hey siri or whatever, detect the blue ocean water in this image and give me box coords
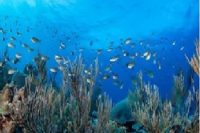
[0,0,199,103]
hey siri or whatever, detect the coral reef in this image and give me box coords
[0,39,199,133]
[128,72,199,133]
[0,56,126,133]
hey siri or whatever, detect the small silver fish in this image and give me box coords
[16,31,22,36]
[86,78,93,84]
[107,47,113,52]
[124,38,132,45]
[123,51,129,57]
[31,37,40,43]
[127,62,134,69]
[15,53,22,59]
[105,65,111,72]
[8,69,16,75]
[97,49,103,55]
[0,28,3,33]
[10,36,16,41]
[180,46,184,51]
[0,61,4,67]
[110,56,119,62]
[50,68,57,73]
[59,42,65,50]
[57,65,64,71]
[102,75,110,80]
[143,51,149,57]
[84,69,91,75]
[145,53,151,60]
[21,43,29,48]
[41,56,48,61]
[27,47,34,52]
[7,42,15,48]
[55,55,62,60]
[112,74,118,80]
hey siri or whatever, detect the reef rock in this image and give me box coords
[0,115,16,133]
[11,72,26,89]
[111,98,132,124]
[0,84,14,115]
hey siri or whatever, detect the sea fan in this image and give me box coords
[186,40,200,76]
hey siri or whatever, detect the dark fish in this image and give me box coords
[0,28,3,33]
[0,61,6,67]
[124,38,132,45]
[123,51,129,57]
[59,42,65,50]
[10,36,16,41]
[102,74,110,80]
[7,42,15,48]
[16,31,22,36]
[31,37,40,43]
[97,49,103,55]
[12,58,20,64]
[27,47,34,52]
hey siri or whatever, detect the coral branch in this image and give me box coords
[186,40,200,76]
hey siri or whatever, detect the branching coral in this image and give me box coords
[186,40,200,76]
[128,73,165,133]
[128,72,199,133]
[34,53,48,84]
[95,94,126,133]
[171,73,187,110]
[61,56,96,133]
[184,87,199,133]
[95,93,112,133]
[1,56,125,133]
[12,83,66,133]
[1,44,198,133]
